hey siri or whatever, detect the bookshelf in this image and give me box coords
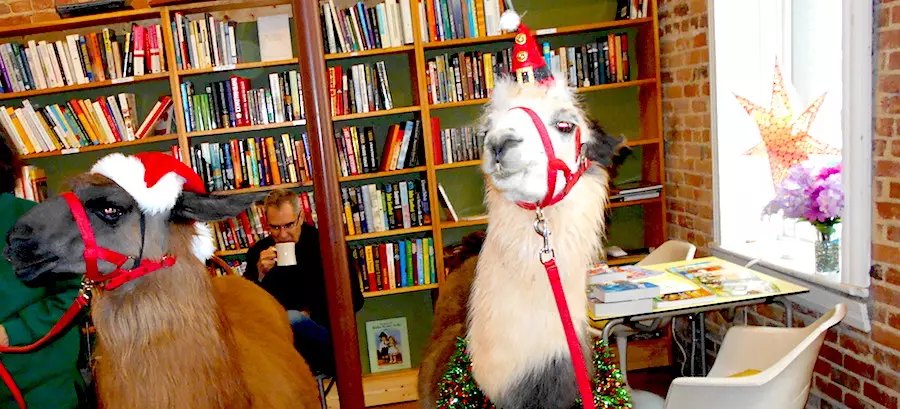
[0,0,666,405]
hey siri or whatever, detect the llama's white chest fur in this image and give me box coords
[465,175,607,401]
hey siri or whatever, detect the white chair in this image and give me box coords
[642,304,847,409]
[612,240,697,387]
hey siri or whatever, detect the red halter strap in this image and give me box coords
[61,191,176,291]
[510,106,591,210]
[0,192,176,409]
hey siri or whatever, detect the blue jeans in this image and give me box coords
[287,310,335,376]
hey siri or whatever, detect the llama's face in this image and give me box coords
[4,174,257,286]
[479,75,616,204]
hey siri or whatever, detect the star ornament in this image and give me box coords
[732,62,840,186]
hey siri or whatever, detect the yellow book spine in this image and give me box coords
[7,108,35,154]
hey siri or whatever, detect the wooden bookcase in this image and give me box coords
[0,0,666,405]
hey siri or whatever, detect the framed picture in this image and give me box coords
[365,317,412,373]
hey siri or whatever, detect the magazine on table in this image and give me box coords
[666,260,780,297]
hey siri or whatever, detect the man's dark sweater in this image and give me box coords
[243,223,364,332]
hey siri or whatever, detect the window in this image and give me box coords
[709,0,871,294]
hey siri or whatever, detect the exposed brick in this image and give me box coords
[885,267,900,286]
[882,94,900,114]
[876,118,894,137]
[874,244,900,265]
[7,0,30,13]
[875,346,900,370]
[843,354,875,380]
[876,139,887,158]
[840,333,874,358]
[815,358,833,377]
[842,393,873,409]
[876,368,900,392]
[891,182,900,199]
[32,0,55,11]
[0,14,28,26]
[692,33,707,47]
[863,381,898,408]
[683,84,699,97]
[830,366,862,392]
[880,74,900,93]
[872,324,900,352]
[889,226,900,242]
[883,6,893,28]
[889,309,900,331]
[0,3,10,15]
[815,375,844,403]
[894,140,900,157]
[881,29,900,49]
[820,342,843,365]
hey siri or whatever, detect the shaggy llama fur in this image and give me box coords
[419,74,622,409]
[4,174,319,409]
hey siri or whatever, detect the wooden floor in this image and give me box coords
[369,366,677,409]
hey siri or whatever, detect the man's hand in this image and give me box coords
[257,246,277,278]
[0,324,9,347]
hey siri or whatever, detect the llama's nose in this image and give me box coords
[491,136,521,162]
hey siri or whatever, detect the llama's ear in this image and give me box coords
[172,191,264,222]
[582,118,629,167]
[544,72,575,100]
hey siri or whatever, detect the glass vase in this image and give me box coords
[814,225,840,276]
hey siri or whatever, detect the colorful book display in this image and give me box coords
[350,237,437,293]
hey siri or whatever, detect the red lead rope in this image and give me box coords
[1,191,175,409]
[542,255,596,409]
[0,296,89,409]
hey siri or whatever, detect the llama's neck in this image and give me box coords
[466,173,607,404]
[91,256,250,409]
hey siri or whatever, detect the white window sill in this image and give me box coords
[710,245,871,333]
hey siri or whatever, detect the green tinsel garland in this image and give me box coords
[435,337,632,409]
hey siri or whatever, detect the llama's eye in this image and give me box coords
[95,206,124,223]
[556,121,575,134]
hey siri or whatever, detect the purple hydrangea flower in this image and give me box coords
[763,162,843,226]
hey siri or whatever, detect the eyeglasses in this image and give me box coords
[268,216,300,232]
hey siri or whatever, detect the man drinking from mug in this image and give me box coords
[244,189,364,377]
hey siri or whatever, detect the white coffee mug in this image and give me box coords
[275,242,297,266]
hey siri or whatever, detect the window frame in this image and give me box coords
[707,0,872,301]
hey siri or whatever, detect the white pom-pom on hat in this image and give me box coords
[499,9,521,32]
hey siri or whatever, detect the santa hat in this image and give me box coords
[91,152,216,261]
[500,10,554,86]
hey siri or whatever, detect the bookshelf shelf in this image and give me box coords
[575,78,657,93]
[428,78,657,110]
[440,218,489,229]
[430,98,488,110]
[345,225,432,242]
[363,283,439,298]
[210,181,313,196]
[421,17,654,50]
[0,8,163,37]
[324,45,416,61]
[434,159,482,170]
[332,105,421,121]
[167,0,292,13]
[185,120,307,139]
[0,72,170,102]
[215,248,249,257]
[338,166,427,183]
[176,59,300,77]
[608,196,662,209]
[21,135,179,159]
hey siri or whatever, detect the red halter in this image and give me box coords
[0,191,175,409]
[510,106,591,210]
[504,106,597,409]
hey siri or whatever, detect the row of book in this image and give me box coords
[548,34,632,88]
[0,24,165,95]
[327,61,394,116]
[334,119,423,177]
[189,133,314,193]
[341,179,431,236]
[436,125,482,164]
[421,0,509,42]
[350,237,437,293]
[210,258,246,276]
[425,48,512,105]
[614,0,651,20]
[181,72,305,133]
[210,192,318,253]
[171,12,242,71]
[319,0,415,54]
[0,95,172,156]
[13,165,48,203]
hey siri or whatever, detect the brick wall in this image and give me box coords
[0,0,58,26]
[658,0,714,255]
[658,0,900,408]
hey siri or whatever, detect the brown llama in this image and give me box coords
[4,152,320,409]
[418,9,630,409]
